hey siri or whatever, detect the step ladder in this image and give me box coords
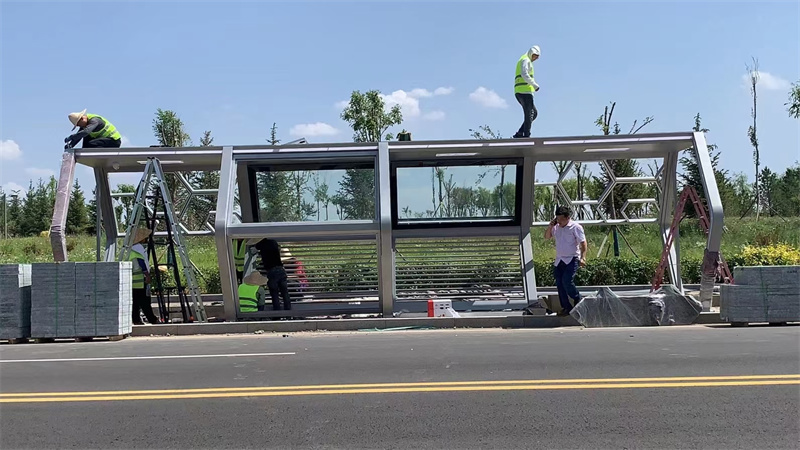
[651,186,733,291]
[119,158,207,322]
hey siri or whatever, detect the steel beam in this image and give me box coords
[520,157,538,305]
[214,146,237,321]
[693,131,724,311]
[377,142,396,316]
[94,168,117,261]
[659,151,682,293]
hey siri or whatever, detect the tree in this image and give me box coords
[787,81,800,119]
[470,125,509,215]
[592,102,653,218]
[340,90,403,142]
[199,130,214,146]
[679,113,730,218]
[267,123,281,145]
[18,177,57,236]
[337,91,399,220]
[745,57,761,220]
[66,179,88,234]
[113,183,136,227]
[87,187,98,235]
[153,109,192,147]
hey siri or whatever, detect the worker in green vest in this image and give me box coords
[512,46,541,139]
[129,228,160,325]
[240,271,267,313]
[64,109,123,149]
[233,239,248,285]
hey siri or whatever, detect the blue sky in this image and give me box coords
[1,0,798,203]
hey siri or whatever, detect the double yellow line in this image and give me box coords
[2,374,798,403]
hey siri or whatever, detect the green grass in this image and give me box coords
[1,217,798,292]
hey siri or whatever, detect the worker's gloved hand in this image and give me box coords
[64,135,72,143]
[64,144,70,150]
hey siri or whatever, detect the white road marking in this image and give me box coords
[0,352,295,363]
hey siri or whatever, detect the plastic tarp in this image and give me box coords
[570,285,702,328]
[50,149,76,262]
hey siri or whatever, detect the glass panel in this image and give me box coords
[395,164,518,223]
[252,164,375,222]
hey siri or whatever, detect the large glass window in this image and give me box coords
[250,162,376,222]
[392,161,522,227]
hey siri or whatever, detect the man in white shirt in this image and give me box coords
[512,45,540,139]
[544,206,587,316]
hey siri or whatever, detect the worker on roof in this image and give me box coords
[64,109,122,149]
[512,45,540,139]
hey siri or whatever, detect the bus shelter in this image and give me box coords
[66,131,723,322]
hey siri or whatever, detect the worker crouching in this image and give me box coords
[254,238,292,311]
[64,109,122,149]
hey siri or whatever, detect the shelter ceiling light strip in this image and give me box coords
[487,142,534,147]
[137,160,184,165]
[435,152,480,157]
[392,143,484,150]
[584,148,631,153]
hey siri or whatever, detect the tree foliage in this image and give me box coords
[787,80,800,119]
[340,90,403,142]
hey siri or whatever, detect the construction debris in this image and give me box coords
[570,286,702,328]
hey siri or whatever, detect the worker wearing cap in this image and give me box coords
[239,271,267,313]
[129,228,160,325]
[512,46,541,139]
[64,109,122,149]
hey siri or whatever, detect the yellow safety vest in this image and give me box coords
[130,249,147,289]
[86,113,122,140]
[514,54,535,95]
[234,240,247,272]
[238,284,259,313]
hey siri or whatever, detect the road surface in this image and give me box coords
[1,325,798,449]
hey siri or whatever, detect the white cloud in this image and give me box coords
[434,86,454,96]
[0,140,22,160]
[289,122,339,137]
[121,135,132,147]
[381,90,421,117]
[2,181,26,195]
[25,167,55,178]
[409,88,433,98]
[423,110,446,121]
[742,71,791,91]
[469,87,508,109]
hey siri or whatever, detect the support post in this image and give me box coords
[50,149,77,261]
[693,131,724,311]
[519,157,538,305]
[376,141,396,317]
[94,168,117,261]
[659,152,682,293]
[214,147,238,321]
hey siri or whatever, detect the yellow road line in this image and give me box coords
[1,377,798,403]
[1,373,797,398]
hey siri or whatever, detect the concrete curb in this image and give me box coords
[130,313,721,336]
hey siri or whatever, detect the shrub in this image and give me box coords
[727,243,800,267]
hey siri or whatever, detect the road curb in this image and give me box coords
[130,313,723,336]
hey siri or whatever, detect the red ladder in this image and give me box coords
[651,186,733,291]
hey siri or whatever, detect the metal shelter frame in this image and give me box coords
[63,131,723,321]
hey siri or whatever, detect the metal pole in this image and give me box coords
[95,188,101,261]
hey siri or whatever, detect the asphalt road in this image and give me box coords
[1,325,799,449]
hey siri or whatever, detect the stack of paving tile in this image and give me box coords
[720,265,800,324]
[0,264,32,340]
[31,262,133,338]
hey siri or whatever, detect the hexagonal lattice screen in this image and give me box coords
[533,158,664,225]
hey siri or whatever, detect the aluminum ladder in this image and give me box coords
[119,157,207,322]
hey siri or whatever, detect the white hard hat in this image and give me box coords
[68,109,87,130]
[529,45,541,57]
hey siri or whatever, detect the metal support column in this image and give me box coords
[214,147,238,321]
[659,152,682,293]
[693,131,724,311]
[236,162,254,223]
[377,141,396,316]
[520,157,538,304]
[94,168,117,262]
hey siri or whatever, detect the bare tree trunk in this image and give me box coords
[747,58,761,221]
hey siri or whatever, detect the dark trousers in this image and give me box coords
[554,257,581,312]
[83,137,122,148]
[267,266,292,311]
[514,93,538,138]
[133,288,159,324]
